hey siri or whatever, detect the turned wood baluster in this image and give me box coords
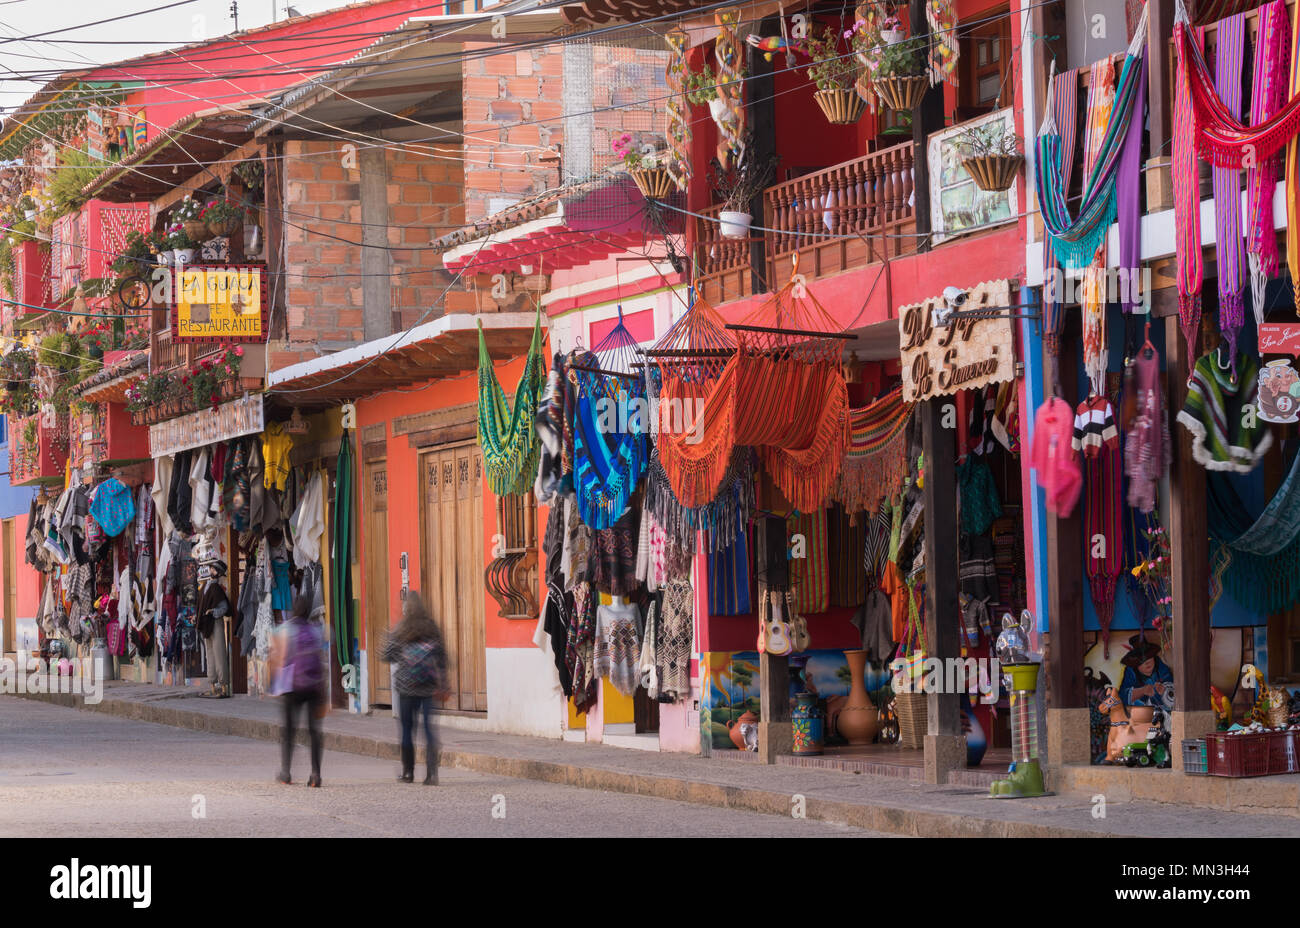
[849,158,865,232]
[900,146,915,219]
[781,184,795,254]
[858,156,873,230]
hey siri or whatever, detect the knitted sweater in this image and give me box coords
[1031,397,1082,516]
[1176,351,1272,473]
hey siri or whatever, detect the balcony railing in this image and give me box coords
[695,142,918,305]
[150,328,225,374]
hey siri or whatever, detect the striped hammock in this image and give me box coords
[572,370,648,530]
[832,385,914,515]
[1036,4,1149,271]
[477,310,546,496]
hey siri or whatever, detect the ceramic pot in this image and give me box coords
[708,97,728,126]
[727,710,758,750]
[718,210,752,240]
[792,692,824,755]
[836,649,880,745]
[881,27,904,44]
[173,248,195,265]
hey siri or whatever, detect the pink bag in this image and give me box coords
[106,619,126,657]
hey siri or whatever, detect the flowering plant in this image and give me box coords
[183,343,243,410]
[125,370,177,412]
[612,133,656,170]
[1130,520,1173,646]
[166,223,197,250]
[172,197,203,223]
[801,24,861,92]
[199,198,242,223]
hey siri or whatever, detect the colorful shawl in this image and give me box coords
[1030,397,1083,516]
[708,518,751,616]
[833,385,913,515]
[1176,350,1272,472]
[787,509,828,614]
[1213,14,1247,363]
[1082,56,1116,397]
[1248,0,1290,319]
[1036,8,1149,271]
[828,503,867,607]
[1081,398,1123,656]
[1042,68,1078,371]
[1287,0,1300,309]
[1173,17,1204,358]
[1118,47,1147,316]
[478,311,546,496]
[572,370,647,529]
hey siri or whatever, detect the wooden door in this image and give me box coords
[2,519,13,654]
[420,442,487,712]
[365,459,392,706]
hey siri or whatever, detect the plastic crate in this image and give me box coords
[1266,730,1299,775]
[1181,738,1207,775]
[1206,732,1274,777]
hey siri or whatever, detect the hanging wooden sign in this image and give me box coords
[149,393,264,457]
[172,265,268,343]
[897,278,1016,402]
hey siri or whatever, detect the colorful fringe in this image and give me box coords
[1247,0,1290,318]
[833,386,914,515]
[1213,13,1246,363]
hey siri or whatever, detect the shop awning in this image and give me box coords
[75,350,148,404]
[433,175,678,277]
[81,108,256,203]
[267,311,544,411]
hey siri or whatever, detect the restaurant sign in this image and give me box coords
[149,393,264,457]
[172,265,267,343]
[898,278,1016,402]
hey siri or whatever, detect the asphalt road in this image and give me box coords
[0,697,889,837]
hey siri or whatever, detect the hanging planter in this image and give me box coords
[629,166,675,199]
[718,210,752,239]
[813,88,868,125]
[207,216,241,237]
[182,219,209,242]
[961,153,1024,192]
[875,74,929,111]
[880,26,905,44]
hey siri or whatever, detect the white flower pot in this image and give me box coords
[718,210,752,239]
[156,253,170,266]
[174,248,195,264]
[709,97,729,126]
[881,27,905,44]
[23,209,35,221]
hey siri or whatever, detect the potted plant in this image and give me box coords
[955,123,1024,192]
[173,196,208,243]
[180,344,242,411]
[201,197,243,237]
[167,224,198,264]
[233,159,264,190]
[111,230,154,278]
[18,194,36,222]
[872,36,929,111]
[614,133,673,199]
[686,63,729,128]
[125,370,176,423]
[802,25,867,125]
[708,141,777,239]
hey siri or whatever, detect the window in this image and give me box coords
[957,9,1012,122]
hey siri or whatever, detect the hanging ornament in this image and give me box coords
[925,0,959,86]
[714,8,747,171]
[664,28,692,193]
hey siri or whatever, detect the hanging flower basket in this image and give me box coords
[813,88,868,125]
[875,75,929,111]
[629,166,674,199]
[961,153,1024,192]
[183,219,210,242]
[207,216,241,237]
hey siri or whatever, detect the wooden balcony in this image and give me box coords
[695,143,918,306]
[10,414,69,486]
[149,328,225,374]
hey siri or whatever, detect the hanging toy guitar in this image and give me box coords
[788,590,811,652]
[757,589,794,656]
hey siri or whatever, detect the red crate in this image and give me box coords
[1205,732,1272,777]
[1266,730,1299,775]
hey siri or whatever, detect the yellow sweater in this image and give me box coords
[262,422,293,491]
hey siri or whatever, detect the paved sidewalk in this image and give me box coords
[10,683,1300,837]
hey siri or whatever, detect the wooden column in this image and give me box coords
[909,0,946,251]
[758,651,791,763]
[920,396,964,783]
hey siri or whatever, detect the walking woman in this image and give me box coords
[380,593,448,784]
[269,595,326,787]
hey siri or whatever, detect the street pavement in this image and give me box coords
[0,697,885,837]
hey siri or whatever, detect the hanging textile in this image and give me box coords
[1248,0,1290,320]
[1042,68,1079,369]
[828,503,867,607]
[1208,446,1300,613]
[572,308,649,529]
[1173,15,1204,358]
[1176,350,1272,472]
[1076,398,1123,657]
[331,430,355,672]
[658,579,694,701]
[833,385,914,515]
[1118,47,1147,316]
[1036,8,1149,271]
[1213,14,1247,362]
[787,509,828,615]
[925,0,959,86]
[1030,397,1083,516]
[958,453,1002,536]
[477,309,546,496]
[1287,0,1300,310]
[1081,56,1117,396]
[1124,347,1170,513]
[707,518,750,615]
[644,447,754,556]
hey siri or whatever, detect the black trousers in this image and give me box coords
[397,693,439,774]
[281,690,322,777]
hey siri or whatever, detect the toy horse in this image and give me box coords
[1098,685,1154,763]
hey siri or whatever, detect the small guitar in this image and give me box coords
[763,589,793,656]
[788,591,810,652]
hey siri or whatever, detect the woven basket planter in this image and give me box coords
[207,216,241,237]
[895,691,928,749]
[629,166,674,199]
[813,88,868,125]
[183,219,209,242]
[875,75,929,111]
[961,153,1024,192]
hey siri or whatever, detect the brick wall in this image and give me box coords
[384,144,464,331]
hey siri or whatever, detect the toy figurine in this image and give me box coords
[995,610,1031,665]
[1119,709,1172,768]
[1099,685,1155,763]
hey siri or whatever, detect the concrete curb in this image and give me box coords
[16,691,1111,837]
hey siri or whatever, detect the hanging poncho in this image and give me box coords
[572,369,647,530]
[1212,13,1247,362]
[1030,397,1082,516]
[478,311,546,496]
[1176,351,1272,472]
[1074,397,1123,657]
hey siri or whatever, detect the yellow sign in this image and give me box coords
[175,267,263,340]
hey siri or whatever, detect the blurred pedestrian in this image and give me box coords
[380,593,448,785]
[269,594,326,787]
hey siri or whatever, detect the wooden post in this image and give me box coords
[920,396,964,783]
[1164,317,1214,762]
[909,0,945,252]
[758,651,791,763]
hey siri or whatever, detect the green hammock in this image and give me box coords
[478,309,546,496]
[1208,446,1300,614]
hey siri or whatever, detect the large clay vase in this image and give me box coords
[836,649,880,745]
[727,710,758,750]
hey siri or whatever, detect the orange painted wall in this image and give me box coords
[354,352,543,655]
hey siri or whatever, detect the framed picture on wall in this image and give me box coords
[927,107,1018,245]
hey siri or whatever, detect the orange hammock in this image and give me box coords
[656,273,849,512]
